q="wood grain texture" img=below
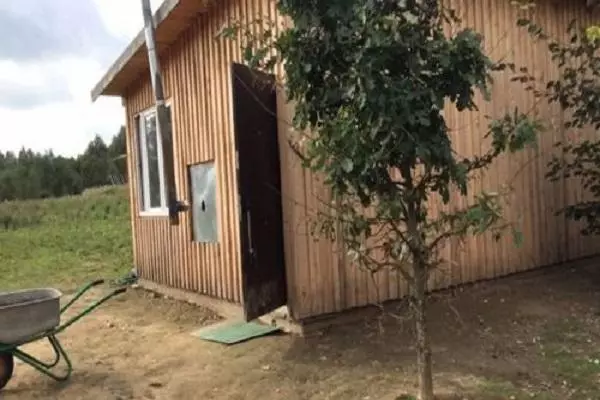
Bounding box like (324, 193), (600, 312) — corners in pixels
(124, 0), (247, 304)
(120, 0), (599, 319)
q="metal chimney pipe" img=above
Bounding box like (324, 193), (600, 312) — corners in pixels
(140, 0), (180, 225)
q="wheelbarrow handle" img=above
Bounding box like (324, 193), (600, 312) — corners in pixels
(54, 287), (127, 335)
(112, 287), (127, 296)
(91, 279), (105, 287)
(60, 279), (106, 314)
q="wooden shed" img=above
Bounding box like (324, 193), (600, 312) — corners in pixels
(91, 0), (600, 323)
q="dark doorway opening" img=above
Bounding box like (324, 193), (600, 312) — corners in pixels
(231, 62), (287, 321)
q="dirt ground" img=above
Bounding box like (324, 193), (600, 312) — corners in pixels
(4, 261), (600, 400)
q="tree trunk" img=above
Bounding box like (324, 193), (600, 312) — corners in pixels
(401, 165), (434, 400)
(414, 263), (434, 400)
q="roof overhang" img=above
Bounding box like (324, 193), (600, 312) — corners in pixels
(93, 0), (597, 102)
(90, 0), (212, 102)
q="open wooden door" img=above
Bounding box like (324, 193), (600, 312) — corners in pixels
(232, 63), (287, 321)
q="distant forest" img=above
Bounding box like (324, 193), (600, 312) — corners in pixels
(0, 127), (127, 202)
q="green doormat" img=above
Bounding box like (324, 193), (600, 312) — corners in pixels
(194, 321), (281, 345)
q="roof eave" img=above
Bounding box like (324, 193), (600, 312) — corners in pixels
(90, 0), (181, 102)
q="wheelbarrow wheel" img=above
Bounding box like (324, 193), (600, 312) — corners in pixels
(0, 353), (14, 390)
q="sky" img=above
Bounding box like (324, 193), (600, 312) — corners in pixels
(0, 0), (161, 157)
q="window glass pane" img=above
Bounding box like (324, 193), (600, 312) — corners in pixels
(145, 113), (162, 208)
(190, 162), (218, 243)
(135, 115), (147, 209)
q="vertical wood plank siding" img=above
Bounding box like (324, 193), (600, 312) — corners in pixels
(124, 0), (251, 303)
(121, 0), (598, 318)
(276, 0), (600, 319)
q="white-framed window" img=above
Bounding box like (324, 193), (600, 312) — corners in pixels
(135, 103), (172, 216)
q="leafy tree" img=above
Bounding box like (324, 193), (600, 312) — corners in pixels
(78, 135), (111, 189)
(108, 126), (128, 183)
(223, 0), (540, 398)
(0, 168), (17, 201)
(517, 18), (600, 235)
(587, 25), (600, 41)
(0, 127), (124, 202)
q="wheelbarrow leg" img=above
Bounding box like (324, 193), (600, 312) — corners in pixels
(0, 353), (14, 390)
(12, 335), (72, 382)
(0, 282), (127, 390)
(13, 335), (62, 369)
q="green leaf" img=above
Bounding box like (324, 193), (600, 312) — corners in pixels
(243, 46), (254, 64)
(511, 226), (524, 248)
(218, 25), (239, 39)
(341, 159), (354, 173)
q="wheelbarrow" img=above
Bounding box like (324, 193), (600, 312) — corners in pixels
(0, 279), (126, 390)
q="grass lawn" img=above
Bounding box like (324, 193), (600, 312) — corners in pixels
(0, 185), (131, 291)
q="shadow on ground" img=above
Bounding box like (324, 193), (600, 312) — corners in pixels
(276, 261), (600, 399)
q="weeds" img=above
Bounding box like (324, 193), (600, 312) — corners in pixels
(0, 185), (131, 291)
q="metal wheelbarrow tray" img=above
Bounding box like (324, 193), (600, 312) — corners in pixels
(0, 280), (126, 390)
